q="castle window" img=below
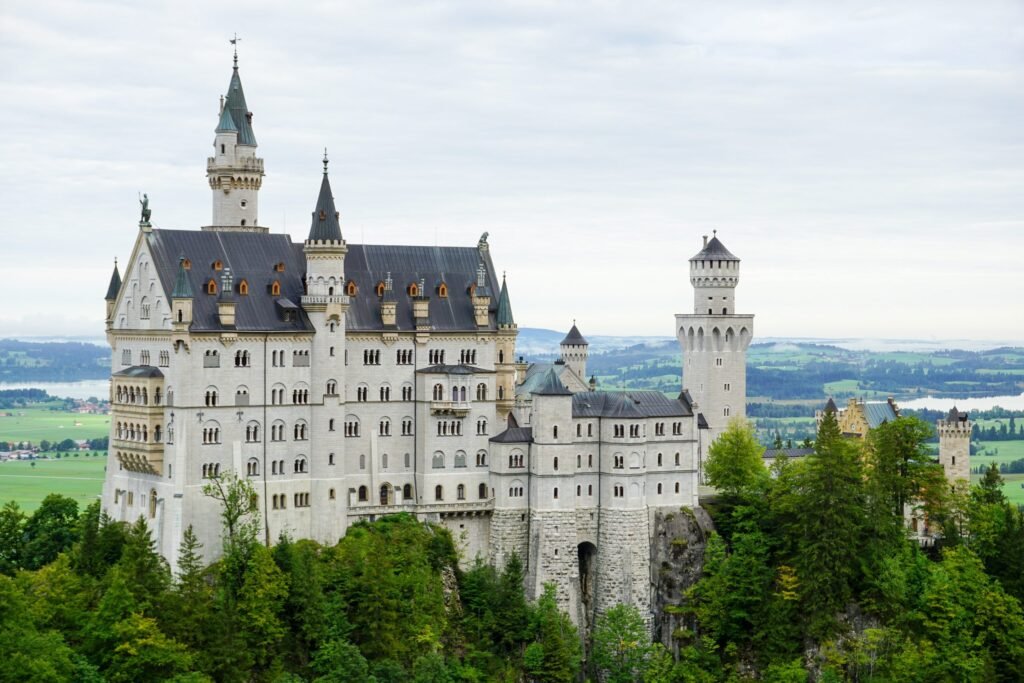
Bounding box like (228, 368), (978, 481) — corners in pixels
(329, 418), (335, 432)
(576, 485), (581, 497)
(159, 351), (169, 367)
(329, 453), (335, 466)
(432, 451), (445, 469)
(379, 418), (391, 436)
(212, 260), (223, 271)
(358, 486), (368, 502)
(275, 262), (285, 272)
(724, 383), (731, 392)
(553, 457), (559, 471)
(404, 483), (413, 499)
(207, 279), (217, 295)
(294, 457), (308, 473)
(715, 357), (723, 367)
(588, 424), (593, 437)
(329, 488), (336, 500)
(476, 418), (487, 435)
(675, 482), (680, 493)
(359, 454), (366, 470)
(577, 424), (581, 437)
(182, 258), (191, 270)
(238, 279), (249, 295)
(271, 280), (281, 296)
(723, 407), (730, 417)
(140, 350), (150, 365)
(346, 280), (357, 296)
(476, 450), (487, 467)
(438, 282), (448, 298)
(952, 456), (956, 466)
(408, 282), (419, 297)
(657, 453), (663, 466)
(327, 380), (337, 395)
(220, 144), (225, 154)
(433, 384), (443, 401)
(435, 485), (443, 501)
(457, 484), (465, 500)
(657, 483), (663, 494)
(479, 483), (488, 499)
(376, 281), (386, 297)
(722, 308), (727, 314)
(403, 418), (413, 436)
(675, 452), (680, 466)
(553, 426), (558, 439)
(454, 451), (467, 468)
(245, 421), (260, 442)
(476, 383), (487, 401)
(246, 458), (259, 476)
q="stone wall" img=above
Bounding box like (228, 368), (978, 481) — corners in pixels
(527, 510), (580, 615)
(490, 508), (529, 571)
(596, 507), (652, 622)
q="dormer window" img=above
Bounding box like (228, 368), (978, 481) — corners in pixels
(270, 280), (281, 296)
(275, 262), (285, 272)
(408, 282), (419, 297)
(212, 260), (223, 271)
(182, 258), (191, 270)
(346, 280), (357, 297)
(376, 281), (386, 297)
(438, 283), (448, 298)
(206, 279), (217, 295)
(319, 210), (326, 220)
(238, 279), (249, 295)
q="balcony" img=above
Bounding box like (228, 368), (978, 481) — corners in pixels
(430, 400), (471, 417)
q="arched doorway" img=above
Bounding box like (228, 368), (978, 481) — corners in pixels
(380, 483), (393, 506)
(578, 542), (598, 633)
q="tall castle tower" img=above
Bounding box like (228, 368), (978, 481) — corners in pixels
(206, 51), (265, 232)
(938, 407), (971, 484)
(676, 232), (754, 448)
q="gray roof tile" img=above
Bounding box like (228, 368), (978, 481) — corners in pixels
(690, 235), (738, 261)
(105, 261), (121, 300)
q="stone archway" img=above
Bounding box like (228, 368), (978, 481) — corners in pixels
(578, 541), (598, 633)
(379, 483), (393, 506)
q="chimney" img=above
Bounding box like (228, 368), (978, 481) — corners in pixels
(702, 234), (708, 247)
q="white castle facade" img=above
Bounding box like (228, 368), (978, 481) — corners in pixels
(100, 57), (750, 628)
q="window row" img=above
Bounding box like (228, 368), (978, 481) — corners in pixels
(115, 421), (162, 443)
(431, 450), (488, 468)
(201, 463), (221, 478)
(114, 385), (162, 406)
(437, 420), (464, 436)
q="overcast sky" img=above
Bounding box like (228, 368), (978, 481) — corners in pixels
(1, 1), (1022, 341)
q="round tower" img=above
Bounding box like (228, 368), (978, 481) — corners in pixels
(559, 322), (589, 382)
(937, 407), (971, 484)
(206, 52), (265, 232)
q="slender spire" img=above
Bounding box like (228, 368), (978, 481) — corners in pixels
(104, 259), (121, 301)
(496, 273), (514, 327)
(307, 156), (343, 242)
(171, 257), (193, 298)
(221, 50), (256, 145)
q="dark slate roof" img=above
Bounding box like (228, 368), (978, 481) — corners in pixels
(561, 324), (588, 346)
(105, 261), (121, 300)
(530, 367), (572, 396)
(114, 365), (164, 378)
(947, 406), (968, 422)
(344, 244), (503, 332)
(863, 401), (899, 429)
(417, 364), (494, 375)
(690, 235), (738, 262)
(763, 447), (814, 460)
(307, 171), (343, 242)
(147, 229), (311, 332)
(224, 66), (256, 146)
(571, 391), (693, 419)
(490, 418), (534, 443)
(496, 276), (514, 326)
(824, 397), (838, 414)
(697, 413), (709, 429)
(171, 257), (193, 298)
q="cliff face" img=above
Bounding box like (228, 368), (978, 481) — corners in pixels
(650, 506), (715, 649)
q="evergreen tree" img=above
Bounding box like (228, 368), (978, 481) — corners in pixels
(0, 500), (26, 575)
(590, 603), (651, 683)
(524, 584), (581, 683)
(22, 494), (79, 570)
(795, 408), (865, 636)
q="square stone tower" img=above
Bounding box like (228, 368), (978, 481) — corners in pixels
(675, 233), (754, 452)
(938, 407), (971, 484)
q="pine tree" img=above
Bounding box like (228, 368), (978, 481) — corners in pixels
(704, 417), (767, 499)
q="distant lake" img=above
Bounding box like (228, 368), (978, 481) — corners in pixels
(899, 394), (1024, 412)
(0, 380), (110, 401)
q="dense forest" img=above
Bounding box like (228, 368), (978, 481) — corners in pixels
(0, 340), (108, 383)
(3, 413), (1024, 681)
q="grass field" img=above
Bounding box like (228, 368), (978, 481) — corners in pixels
(0, 408), (110, 443)
(0, 456), (108, 512)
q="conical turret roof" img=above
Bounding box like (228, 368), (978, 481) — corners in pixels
(496, 275), (514, 326)
(216, 103), (237, 133)
(307, 166), (343, 242)
(223, 65), (256, 145)
(561, 323), (588, 346)
(104, 260), (121, 301)
(690, 234), (738, 262)
(171, 257), (193, 298)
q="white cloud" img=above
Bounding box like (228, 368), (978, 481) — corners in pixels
(0, 0), (1022, 340)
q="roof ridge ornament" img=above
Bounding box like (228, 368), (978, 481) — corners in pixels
(323, 147), (329, 175)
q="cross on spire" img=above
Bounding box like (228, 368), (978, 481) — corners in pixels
(323, 148), (329, 174)
(230, 33), (241, 67)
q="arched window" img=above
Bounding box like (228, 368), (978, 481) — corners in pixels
(246, 458), (259, 476)
(432, 451), (445, 469)
(271, 280), (281, 296)
(408, 282), (419, 297)
(435, 485), (443, 501)
(206, 279), (217, 295)
(433, 384), (444, 401)
(657, 483), (663, 494)
(358, 486), (368, 502)
(403, 483), (413, 499)
(238, 279), (249, 295)
(479, 483), (488, 499)
(457, 484), (465, 500)
(454, 451), (467, 468)
(553, 426), (558, 439)
(553, 457), (559, 470)
(346, 280), (357, 296)
(376, 281), (386, 297)
(553, 487), (559, 499)
(476, 383), (487, 401)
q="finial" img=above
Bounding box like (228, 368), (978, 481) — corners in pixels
(114, 257), (118, 267)
(230, 34), (241, 67)
(713, 229), (717, 236)
(323, 148), (329, 174)
(502, 270), (507, 281)
(573, 318), (576, 326)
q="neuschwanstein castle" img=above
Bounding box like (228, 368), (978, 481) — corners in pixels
(100, 54), (754, 628)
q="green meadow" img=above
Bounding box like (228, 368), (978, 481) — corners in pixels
(0, 407), (110, 443)
(0, 456), (108, 512)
